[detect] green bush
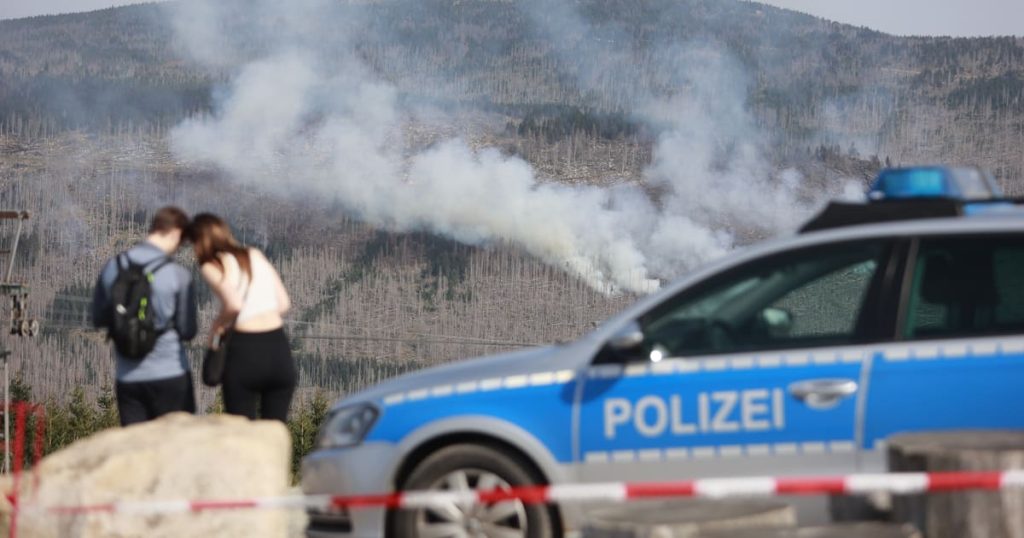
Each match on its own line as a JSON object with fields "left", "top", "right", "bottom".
{"left": 5, "top": 376, "right": 331, "bottom": 481}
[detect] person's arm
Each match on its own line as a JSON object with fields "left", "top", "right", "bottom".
{"left": 200, "top": 261, "right": 244, "bottom": 347}
{"left": 274, "top": 270, "right": 291, "bottom": 315}
{"left": 90, "top": 259, "right": 114, "bottom": 329}
{"left": 176, "top": 270, "right": 199, "bottom": 341}
{"left": 255, "top": 250, "right": 291, "bottom": 315}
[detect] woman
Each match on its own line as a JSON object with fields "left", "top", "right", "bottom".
{"left": 190, "top": 213, "right": 296, "bottom": 421}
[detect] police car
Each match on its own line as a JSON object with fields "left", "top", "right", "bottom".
{"left": 303, "top": 166, "right": 1024, "bottom": 538}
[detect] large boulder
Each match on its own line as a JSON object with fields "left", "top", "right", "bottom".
{"left": 1, "top": 412, "right": 293, "bottom": 538}
{"left": 888, "top": 430, "right": 1024, "bottom": 538}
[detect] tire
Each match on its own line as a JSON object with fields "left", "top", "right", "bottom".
{"left": 388, "top": 443, "right": 556, "bottom": 538}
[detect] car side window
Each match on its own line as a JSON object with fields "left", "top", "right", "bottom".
{"left": 639, "top": 241, "right": 887, "bottom": 358}
{"left": 770, "top": 258, "right": 878, "bottom": 339}
{"left": 904, "top": 235, "right": 1024, "bottom": 339}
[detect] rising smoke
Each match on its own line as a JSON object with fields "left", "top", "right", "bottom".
{"left": 166, "top": 0, "right": 835, "bottom": 294}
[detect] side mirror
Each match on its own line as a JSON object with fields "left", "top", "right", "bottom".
{"left": 759, "top": 307, "right": 793, "bottom": 338}
{"left": 607, "top": 321, "right": 644, "bottom": 351}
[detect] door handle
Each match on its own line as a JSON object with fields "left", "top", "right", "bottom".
{"left": 787, "top": 378, "right": 858, "bottom": 410}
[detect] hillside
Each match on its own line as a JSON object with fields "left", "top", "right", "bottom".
{"left": 0, "top": 0, "right": 1021, "bottom": 405}
{"left": 1, "top": 1, "right": 1022, "bottom": 177}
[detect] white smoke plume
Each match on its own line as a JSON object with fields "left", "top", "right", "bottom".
{"left": 167, "top": 1, "right": 833, "bottom": 294}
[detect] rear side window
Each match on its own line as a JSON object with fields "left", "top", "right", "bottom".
{"left": 904, "top": 235, "right": 1024, "bottom": 339}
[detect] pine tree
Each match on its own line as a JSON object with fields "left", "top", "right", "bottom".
{"left": 288, "top": 391, "right": 330, "bottom": 479}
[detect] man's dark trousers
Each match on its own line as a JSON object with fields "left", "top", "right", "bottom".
{"left": 115, "top": 373, "right": 197, "bottom": 426}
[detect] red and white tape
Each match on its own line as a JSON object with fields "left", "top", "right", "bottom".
{"left": 22, "top": 470, "right": 1024, "bottom": 516}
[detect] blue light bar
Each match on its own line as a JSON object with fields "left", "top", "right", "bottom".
{"left": 870, "top": 168, "right": 947, "bottom": 199}
{"left": 868, "top": 166, "right": 1002, "bottom": 201}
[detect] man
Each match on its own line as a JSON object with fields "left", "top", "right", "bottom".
{"left": 91, "top": 206, "right": 198, "bottom": 426}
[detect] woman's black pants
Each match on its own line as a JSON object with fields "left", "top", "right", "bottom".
{"left": 223, "top": 328, "right": 297, "bottom": 422}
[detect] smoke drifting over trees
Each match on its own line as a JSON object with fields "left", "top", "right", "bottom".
{"left": 165, "top": 0, "right": 849, "bottom": 294}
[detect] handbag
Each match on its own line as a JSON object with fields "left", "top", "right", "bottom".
{"left": 201, "top": 330, "right": 232, "bottom": 387}
{"left": 201, "top": 272, "right": 250, "bottom": 387}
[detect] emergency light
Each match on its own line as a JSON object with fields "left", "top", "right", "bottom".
{"left": 800, "top": 166, "right": 1018, "bottom": 233}
{"left": 869, "top": 166, "right": 1002, "bottom": 201}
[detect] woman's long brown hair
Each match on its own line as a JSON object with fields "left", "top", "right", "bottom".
{"left": 188, "top": 213, "right": 251, "bottom": 280}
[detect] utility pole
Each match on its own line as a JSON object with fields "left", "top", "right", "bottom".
{"left": 1, "top": 349, "right": 9, "bottom": 474}
{"left": 0, "top": 211, "right": 37, "bottom": 474}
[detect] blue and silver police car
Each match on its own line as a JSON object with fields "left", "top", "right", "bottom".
{"left": 303, "top": 166, "right": 1024, "bottom": 538}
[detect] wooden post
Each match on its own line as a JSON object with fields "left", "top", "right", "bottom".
{"left": 888, "top": 431, "right": 1024, "bottom": 538}
{"left": 2, "top": 350, "right": 7, "bottom": 474}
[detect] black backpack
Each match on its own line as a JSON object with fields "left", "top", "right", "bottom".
{"left": 108, "top": 254, "right": 173, "bottom": 360}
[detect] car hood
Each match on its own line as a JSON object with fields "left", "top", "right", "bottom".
{"left": 332, "top": 343, "right": 584, "bottom": 410}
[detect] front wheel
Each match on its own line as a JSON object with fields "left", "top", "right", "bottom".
{"left": 388, "top": 443, "right": 556, "bottom": 538}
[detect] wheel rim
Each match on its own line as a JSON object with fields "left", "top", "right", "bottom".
{"left": 415, "top": 468, "right": 528, "bottom": 538}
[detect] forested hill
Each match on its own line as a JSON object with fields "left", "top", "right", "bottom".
{"left": 1, "top": 0, "right": 1022, "bottom": 181}
{"left": 0, "top": 0, "right": 1022, "bottom": 407}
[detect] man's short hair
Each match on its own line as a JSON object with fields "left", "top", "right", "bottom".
{"left": 149, "top": 206, "right": 190, "bottom": 234}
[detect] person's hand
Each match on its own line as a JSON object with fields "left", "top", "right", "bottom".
{"left": 207, "top": 323, "right": 227, "bottom": 349}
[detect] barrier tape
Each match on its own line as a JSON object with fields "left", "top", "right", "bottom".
{"left": 15, "top": 470, "right": 1024, "bottom": 517}
{"left": 5, "top": 401, "right": 47, "bottom": 538}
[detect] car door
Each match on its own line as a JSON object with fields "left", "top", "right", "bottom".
{"left": 577, "top": 239, "right": 899, "bottom": 482}
{"left": 864, "top": 233, "right": 1024, "bottom": 452}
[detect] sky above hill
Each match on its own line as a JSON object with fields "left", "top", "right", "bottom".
{"left": 0, "top": 0, "right": 1021, "bottom": 37}
{"left": 756, "top": 0, "right": 1023, "bottom": 37}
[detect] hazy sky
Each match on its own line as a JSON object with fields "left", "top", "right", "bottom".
{"left": 755, "top": 0, "right": 1023, "bottom": 37}
{"left": 0, "top": 0, "right": 148, "bottom": 21}
{"left": 0, "top": 0, "right": 1021, "bottom": 37}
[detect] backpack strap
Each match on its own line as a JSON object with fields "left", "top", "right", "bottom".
{"left": 117, "top": 253, "right": 170, "bottom": 274}
{"left": 136, "top": 256, "right": 176, "bottom": 333}
{"left": 144, "top": 256, "right": 173, "bottom": 277}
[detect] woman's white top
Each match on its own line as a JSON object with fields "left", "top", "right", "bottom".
{"left": 220, "top": 248, "right": 280, "bottom": 323}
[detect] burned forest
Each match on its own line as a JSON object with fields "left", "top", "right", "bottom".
{"left": 0, "top": 0, "right": 1022, "bottom": 413}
